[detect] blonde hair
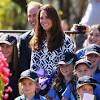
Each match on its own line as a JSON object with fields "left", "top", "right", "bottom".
{"left": 89, "top": 24, "right": 100, "bottom": 34}
{"left": 27, "top": 1, "right": 42, "bottom": 9}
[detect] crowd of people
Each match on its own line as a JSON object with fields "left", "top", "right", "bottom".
{"left": 0, "top": 1, "right": 100, "bottom": 100}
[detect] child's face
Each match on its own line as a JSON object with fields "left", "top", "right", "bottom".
{"left": 0, "top": 43, "right": 13, "bottom": 62}
{"left": 88, "top": 30, "right": 100, "bottom": 45}
{"left": 77, "top": 84, "right": 94, "bottom": 99}
{"left": 75, "top": 64, "right": 93, "bottom": 78}
{"left": 21, "top": 78, "right": 37, "bottom": 97}
{"left": 87, "top": 54, "right": 100, "bottom": 67}
{"left": 59, "top": 64, "right": 73, "bottom": 77}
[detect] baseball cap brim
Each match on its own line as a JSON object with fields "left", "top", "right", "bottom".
{"left": 75, "top": 62, "right": 92, "bottom": 69}
{"left": 74, "top": 58, "right": 93, "bottom": 69}
{"left": 77, "top": 83, "right": 96, "bottom": 89}
{"left": 58, "top": 58, "right": 74, "bottom": 65}
{"left": 0, "top": 41, "right": 12, "bottom": 45}
{"left": 19, "top": 76, "right": 37, "bottom": 82}
{"left": 86, "top": 51, "right": 100, "bottom": 56}
{"left": 58, "top": 61, "right": 66, "bottom": 65}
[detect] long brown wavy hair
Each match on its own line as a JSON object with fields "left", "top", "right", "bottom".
{"left": 30, "top": 4, "right": 64, "bottom": 51}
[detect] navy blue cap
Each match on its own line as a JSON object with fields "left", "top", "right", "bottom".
{"left": 19, "top": 69, "right": 38, "bottom": 82}
{"left": 77, "top": 76, "right": 96, "bottom": 89}
{"left": 58, "top": 52, "right": 77, "bottom": 65}
{"left": 0, "top": 34, "right": 17, "bottom": 45}
{"left": 85, "top": 44, "right": 100, "bottom": 56}
{"left": 74, "top": 58, "right": 93, "bottom": 69}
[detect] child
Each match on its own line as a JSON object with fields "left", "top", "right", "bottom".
{"left": 85, "top": 44, "right": 100, "bottom": 83}
{"left": 74, "top": 58, "right": 93, "bottom": 78}
{"left": 0, "top": 33, "right": 19, "bottom": 99}
{"left": 74, "top": 58, "right": 100, "bottom": 100}
{"left": 62, "top": 58, "right": 93, "bottom": 100}
{"left": 47, "top": 52, "right": 77, "bottom": 100}
{"left": 15, "top": 69, "right": 46, "bottom": 100}
{"left": 76, "top": 76, "right": 96, "bottom": 100}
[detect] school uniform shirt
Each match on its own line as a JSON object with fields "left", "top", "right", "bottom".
{"left": 14, "top": 94, "right": 46, "bottom": 100}
{"left": 30, "top": 34, "right": 75, "bottom": 75}
{"left": 47, "top": 80, "right": 72, "bottom": 100}
{"left": 47, "top": 88, "right": 60, "bottom": 100}
{"left": 62, "top": 82, "right": 77, "bottom": 100}
{"left": 94, "top": 84, "right": 100, "bottom": 100}
{"left": 93, "top": 70, "right": 100, "bottom": 83}
{"left": 76, "top": 48, "right": 86, "bottom": 60}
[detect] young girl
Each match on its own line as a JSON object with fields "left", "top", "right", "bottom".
{"left": 0, "top": 33, "right": 20, "bottom": 99}
{"left": 15, "top": 69, "right": 46, "bottom": 100}
{"left": 47, "top": 52, "right": 76, "bottom": 100}
{"left": 76, "top": 24, "right": 100, "bottom": 60}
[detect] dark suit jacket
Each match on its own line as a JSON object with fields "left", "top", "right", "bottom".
{"left": 19, "top": 30, "right": 33, "bottom": 72}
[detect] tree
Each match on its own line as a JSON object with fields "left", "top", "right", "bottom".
{"left": 12, "top": 0, "right": 27, "bottom": 12}
{"left": 0, "top": 0, "right": 27, "bottom": 29}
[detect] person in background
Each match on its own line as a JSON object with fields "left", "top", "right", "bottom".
{"left": 19, "top": 1, "right": 42, "bottom": 72}
{"left": 83, "top": 24, "right": 100, "bottom": 47}
{"left": 76, "top": 24, "right": 100, "bottom": 60}
{"left": 15, "top": 69, "right": 46, "bottom": 100}
{"left": 0, "top": 34, "right": 20, "bottom": 99}
{"left": 69, "top": 24, "right": 89, "bottom": 51}
{"left": 30, "top": 4, "right": 75, "bottom": 76}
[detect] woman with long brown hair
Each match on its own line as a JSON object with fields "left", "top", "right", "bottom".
{"left": 30, "top": 4, "right": 75, "bottom": 76}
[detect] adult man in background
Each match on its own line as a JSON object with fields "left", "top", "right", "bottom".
{"left": 19, "top": 1, "right": 42, "bottom": 71}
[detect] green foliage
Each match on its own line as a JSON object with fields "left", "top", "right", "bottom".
{"left": 0, "top": 77, "right": 4, "bottom": 99}
{"left": 0, "top": 0, "right": 27, "bottom": 30}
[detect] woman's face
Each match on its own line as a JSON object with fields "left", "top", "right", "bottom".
{"left": 0, "top": 43, "right": 13, "bottom": 60}
{"left": 40, "top": 10, "right": 53, "bottom": 32}
{"left": 77, "top": 84, "right": 94, "bottom": 99}
{"left": 88, "top": 29, "right": 100, "bottom": 45}
{"left": 75, "top": 64, "right": 93, "bottom": 78}
{"left": 21, "top": 78, "right": 37, "bottom": 97}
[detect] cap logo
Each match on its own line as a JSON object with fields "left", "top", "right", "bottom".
{"left": 66, "top": 58, "right": 74, "bottom": 64}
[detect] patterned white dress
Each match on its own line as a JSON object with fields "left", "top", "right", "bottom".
{"left": 30, "top": 34, "right": 75, "bottom": 75}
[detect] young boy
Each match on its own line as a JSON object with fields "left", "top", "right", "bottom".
{"left": 76, "top": 76, "right": 96, "bottom": 100}
{"left": 15, "top": 69, "right": 46, "bottom": 100}
{"left": 74, "top": 58, "right": 93, "bottom": 78}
